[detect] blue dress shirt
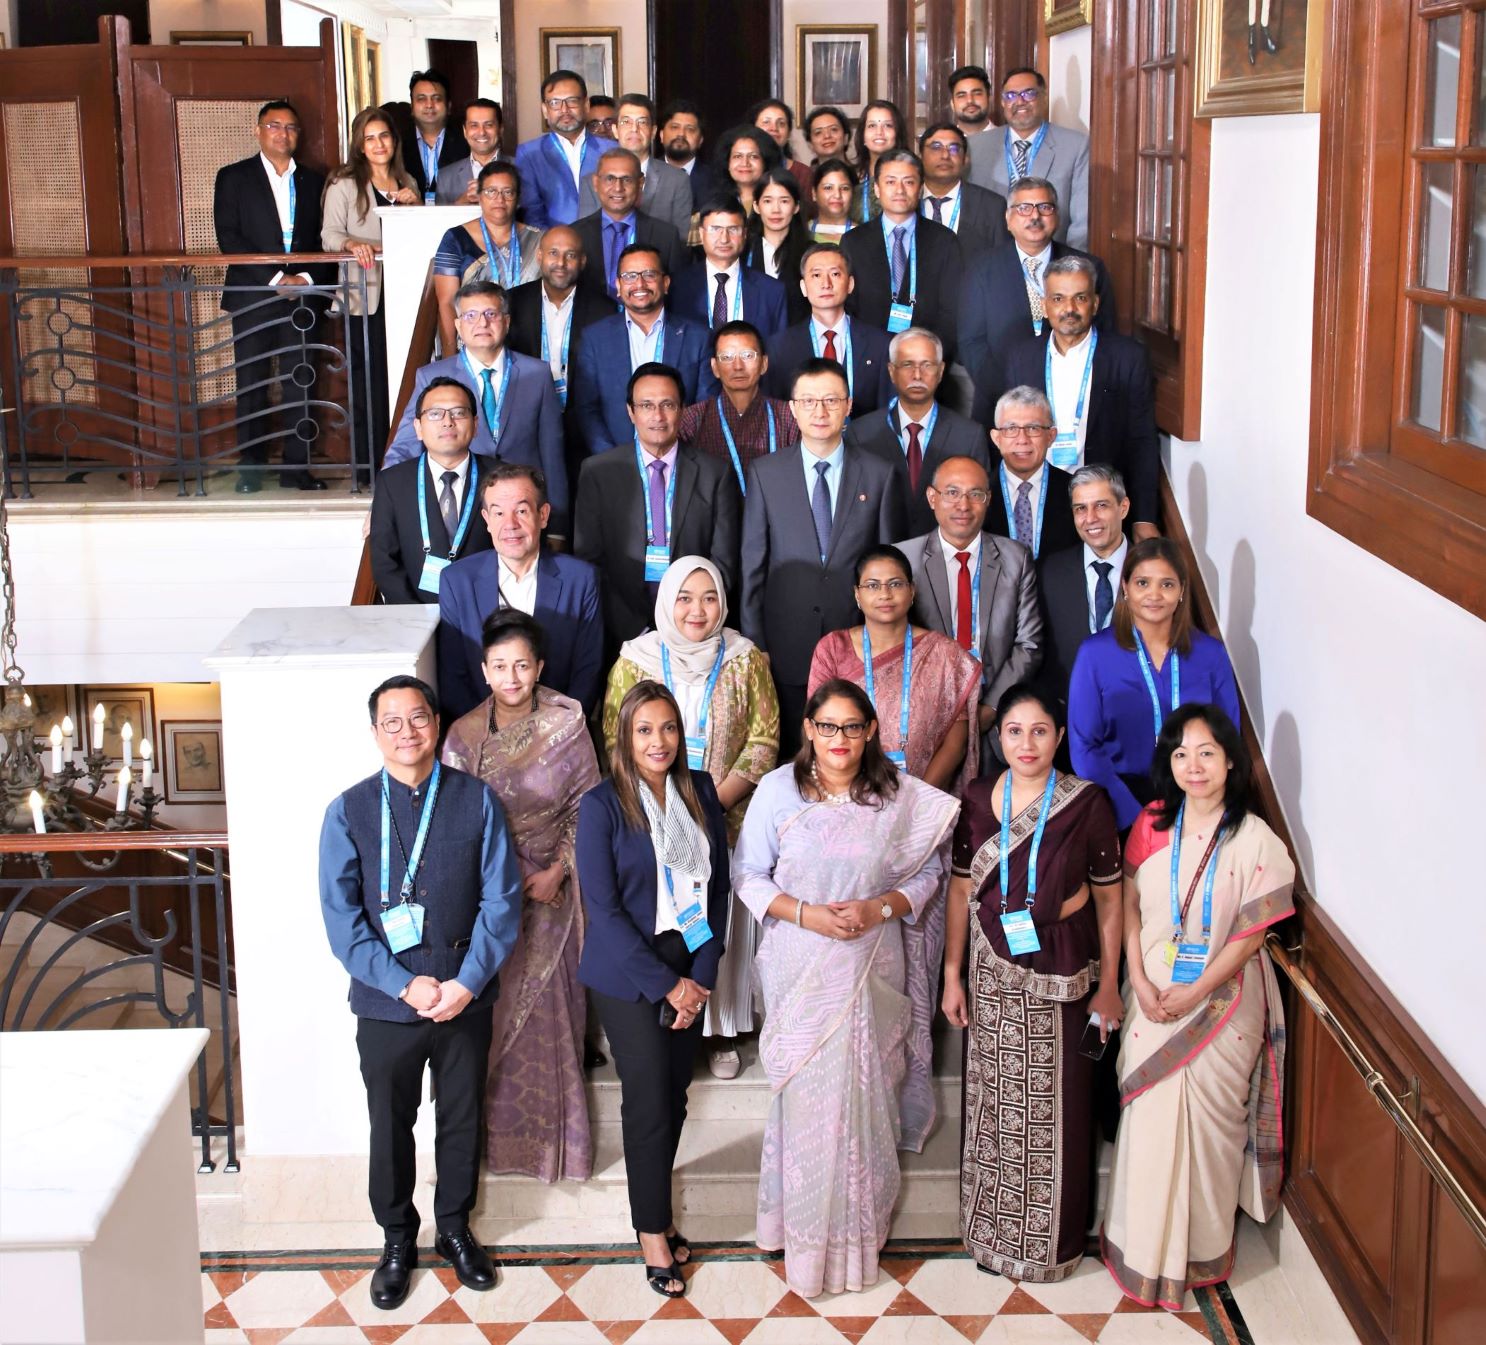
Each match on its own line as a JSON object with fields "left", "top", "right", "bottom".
{"left": 800, "top": 439, "right": 845, "bottom": 515}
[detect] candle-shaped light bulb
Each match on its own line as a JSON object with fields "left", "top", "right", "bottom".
{"left": 61, "top": 715, "right": 74, "bottom": 759}
{"left": 121, "top": 721, "right": 133, "bottom": 769}
{"left": 29, "top": 790, "right": 45, "bottom": 834}
{"left": 49, "top": 724, "right": 63, "bottom": 773}
{"left": 23, "top": 692, "right": 31, "bottom": 708}
{"left": 140, "top": 738, "right": 153, "bottom": 791}
{"left": 92, "top": 703, "right": 105, "bottom": 751}
{"left": 115, "top": 767, "right": 130, "bottom": 813}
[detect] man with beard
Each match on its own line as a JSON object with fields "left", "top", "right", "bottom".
{"left": 658, "top": 99, "right": 718, "bottom": 208}
{"left": 514, "top": 70, "right": 618, "bottom": 229}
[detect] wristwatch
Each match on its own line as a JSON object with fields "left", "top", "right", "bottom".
{"left": 880, "top": 899, "right": 895, "bottom": 921}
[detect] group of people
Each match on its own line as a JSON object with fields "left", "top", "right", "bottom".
{"left": 311, "top": 57, "right": 1297, "bottom": 1328}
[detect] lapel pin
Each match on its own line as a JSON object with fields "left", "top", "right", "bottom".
{"left": 858, "top": 493, "right": 867, "bottom": 502}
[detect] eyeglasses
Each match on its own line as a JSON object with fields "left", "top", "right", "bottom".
{"left": 995, "top": 423, "right": 1053, "bottom": 437}
{"left": 715, "top": 350, "right": 760, "bottom": 364}
{"left": 856, "top": 579, "right": 911, "bottom": 594}
{"left": 933, "top": 486, "right": 991, "bottom": 504}
{"left": 891, "top": 360, "right": 941, "bottom": 374}
{"left": 1002, "top": 89, "right": 1043, "bottom": 104}
{"left": 262, "top": 121, "right": 300, "bottom": 134}
{"left": 704, "top": 223, "right": 745, "bottom": 236}
{"left": 617, "top": 114, "right": 652, "bottom": 129}
{"left": 418, "top": 406, "right": 473, "bottom": 423}
{"left": 378, "top": 710, "right": 432, "bottom": 734}
{"left": 1009, "top": 202, "right": 1057, "bottom": 217}
{"left": 811, "top": 719, "right": 869, "bottom": 739}
{"left": 792, "top": 395, "right": 848, "bottom": 411}
{"left": 478, "top": 186, "right": 518, "bottom": 200}
{"left": 546, "top": 96, "right": 584, "bottom": 110}
{"left": 617, "top": 269, "right": 662, "bottom": 283}
{"left": 599, "top": 173, "right": 638, "bottom": 187}
{"left": 924, "top": 141, "right": 963, "bottom": 156}
{"left": 632, "top": 400, "right": 680, "bottom": 414}
{"left": 456, "top": 308, "right": 506, "bottom": 324}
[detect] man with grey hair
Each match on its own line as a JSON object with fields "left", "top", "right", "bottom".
{"left": 1038, "top": 462, "right": 1132, "bottom": 693}
{"left": 846, "top": 325, "right": 991, "bottom": 534}
{"left": 975, "top": 252, "right": 1159, "bottom": 536}
{"left": 984, "top": 383, "right": 1079, "bottom": 559}
{"left": 571, "top": 146, "right": 687, "bottom": 302}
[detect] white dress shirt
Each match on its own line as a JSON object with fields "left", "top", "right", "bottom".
{"left": 1001, "top": 463, "right": 1046, "bottom": 539}
{"left": 938, "top": 529, "right": 982, "bottom": 636}
{"left": 462, "top": 347, "right": 507, "bottom": 437}
{"left": 427, "top": 452, "right": 472, "bottom": 517}
{"left": 896, "top": 404, "right": 934, "bottom": 457}
{"left": 540, "top": 287, "right": 576, "bottom": 381}
{"left": 761, "top": 238, "right": 781, "bottom": 277}
{"left": 1082, "top": 536, "right": 1127, "bottom": 633}
{"left": 1016, "top": 241, "right": 1051, "bottom": 292}
{"left": 922, "top": 181, "right": 962, "bottom": 232}
{"left": 707, "top": 261, "right": 743, "bottom": 321}
{"left": 1048, "top": 329, "right": 1096, "bottom": 461}
{"left": 554, "top": 131, "right": 586, "bottom": 190}
{"left": 653, "top": 851, "right": 706, "bottom": 936}
{"left": 259, "top": 153, "right": 311, "bottom": 286}
{"left": 497, "top": 554, "right": 540, "bottom": 614}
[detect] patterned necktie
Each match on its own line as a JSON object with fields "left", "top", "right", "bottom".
{"left": 647, "top": 460, "right": 668, "bottom": 547}
{"left": 890, "top": 225, "right": 908, "bottom": 299}
{"left": 928, "top": 195, "right": 947, "bottom": 223}
{"left": 810, "top": 460, "right": 833, "bottom": 561}
{"left": 1014, "top": 479, "right": 1034, "bottom": 548}
{"left": 1092, "top": 560, "right": 1114, "bottom": 632}
{"left": 605, "top": 219, "right": 626, "bottom": 297}
{"left": 955, "top": 551, "right": 973, "bottom": 651}
{"left": 439, "top": 470, "right": 459, "bottom": 539}
{"left": 906, "top": 422, "right": 923, "bottom": 493}
{"left": 712, "top": 272, "right": 729, "bottom": 328}
{"left": 821, "top": 328, "right": 838, "bottom": 362}
{"left": 480, "top": 367, "right": 497, "bottom": 438}
{"left": 1023, "top": 255, "right": 1045, "bottom": 327}
{"left": 1012, "top": 138, "right": 1031, "bottom": 182}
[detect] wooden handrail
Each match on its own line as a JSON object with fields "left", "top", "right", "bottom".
{"left": 0, "top": 831, "right": 228, "bottom": 853}
{"left": 0, "top": 252, "right": 375, "bottom": 269}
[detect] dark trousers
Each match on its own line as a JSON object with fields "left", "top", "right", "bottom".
{"left": 229, "top": 300, "right": 315, "bottom": 470}
{"left": 355, "top": 1010, "right": 493, "bottom": 1244}
{"left": 776, "top": 681, "right": 808, "bottom": 761}
{"left": 345, "top": 302, "right": 389, "bottom": 473}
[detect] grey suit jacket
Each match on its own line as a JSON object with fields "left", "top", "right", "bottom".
{"left": 578, "top": 157, "right": 693, "bottom": 241}
{"left": 896, "top": 529, "right": 1043, "bottom": 715}
{"left": 965, "top": 122, "right": 1091, "bottom": 251}
{"left": 434, "top": 154, "right": 508, "bottom": 206}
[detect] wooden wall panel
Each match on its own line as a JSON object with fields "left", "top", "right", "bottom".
{"left": 1429, "top": 1191, "right": 1486, "bottom": 1345}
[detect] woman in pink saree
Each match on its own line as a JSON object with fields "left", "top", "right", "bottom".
{"left": 733, "top": 679, "right": 960, "bottom": 1298}
{"left": 1102, "top": 704, "right": 1295, "bottom": 1308}
{"left": 442, "top": 610, "right": 601, "bottom": 1183}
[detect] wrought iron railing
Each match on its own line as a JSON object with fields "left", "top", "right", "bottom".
{"left": 0, "top": 252, "right": 377, "bottom": 499}
{"left": 0, "top": 831, "right": 238, "bottom": 1172}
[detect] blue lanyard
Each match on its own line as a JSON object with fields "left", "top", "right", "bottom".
{"left": 998, "top": 462, "right": 1049, "bottom": 558}
{"left": 1133, "top": 628, "right": 1180, "bottom": 739}
{"left": 660, "top": 641, "right": 727, "bottom": 753}
{"left": 463, "top": 350, "right": 513, "bottom": 443}
{"left": 379, "top": 762, "right": 442, "bottom": 908}
{"left": 716, "top": 395, "right": 776, "bottom": 493}
{"left": 549, "top": 131, "right": 582, "bottom": 186}
{"left": 809, "top": 318, "right": 853, "bottom": 397}
{"left": 635, "top": 438, "right": 677, "bottom": 547}
{"left": 887, "top": 398, "right": 938, "bottom": 457}
{"left": 416, "top": 454, "right": 477, "bottom": 558}
{"left": 707, "top": 270, "right": 744, "bottom": 328}
{"left": 922, "top": 190, "right": 962, "bottom": 231}
{"left": 540, "top": 301, "right": 573, "bottom": 398}
{"left": 421, "top": 132, "right": 443, "bottom": 201}
{"left": 282, "top": 172, "right": 296, "bottom": 253}
{"left": 1000, "top": 769, "right": 1058, "bottom": 915}
{"left": 860, "top": 179, "right": 874, "bottom": 219}
{"left": 478, "top": 218, "right": 521, "bottom": 289}
{"left": 881, "top": 215, "right": 918, "bottom": 305}
{"left": 1169, "top": 801, "right": 1221, "bottom": 944}
{"left": 629, "top": 317, "right": 666, "bottom": 369}
{"left": 1044, "top": 328, "right": 1099, "bottom": 439}
{"left": 1004, "top": 122, "right": 1049, "bottom": 185}
{"left": 861, "top": 624, "right": 913, "bottom": 759}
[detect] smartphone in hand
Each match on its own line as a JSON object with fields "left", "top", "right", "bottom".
{"left": 1077, "top": 1011, "right": 1110, "bottom": 1061}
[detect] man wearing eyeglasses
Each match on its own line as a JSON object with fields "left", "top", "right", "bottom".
{"left": 680, "top": 321, "right": 800, "bottom": 487}
{"left": 370, "top": 377, "right": 495, "bottom": 604}
{"left": 514, "top": 69, "right": 618, "bottom": 230}
{"left": 965, "top": 68, "right": 1090, "bottom": 250}
{"left": 917, "top": 122, "right": 1010, "bottom": 263}
{"left": 385, "top": 281, "right": 570, "bottom": 538}
{"left": 982, "top": 385, "right": 1080, "bottom": 559}
{"left": 435, "top": 99, "right": 506, "bottom": 206}
{"left": 740, "top": 357, "right": 907, "bottom": 755}
{"left": 572, "top": 147, "right": 687, "bottom": 302}
{"left": 668, "top": 199, "right": 788, "bottom": 340}
{"left": 575, "top": 93, "right": 692, "bottom": 240}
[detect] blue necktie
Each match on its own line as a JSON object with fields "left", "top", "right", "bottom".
{"left": 480, "top": 368, "right": 497, "bottom": 439}
{"left": 604, "top": 219, "right": 626, "bottom": 298}
{"left": 1092, "top": 560, "right": 1114, "bottom": 631}
{"left": 890, "top": 225, "right": 908, "bottom": 299}
{"left": 811, "top": 460, "right": 833, "bottom": 562}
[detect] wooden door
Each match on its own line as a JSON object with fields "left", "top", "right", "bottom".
{"left": 651, "top": 0, "right": 776, "bottom": 146}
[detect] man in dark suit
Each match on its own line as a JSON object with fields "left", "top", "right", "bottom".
{"left": 514, "top": 70, "right": 619, "bottom": 230}
{"left": 384, "top": 281, "right": 571, "bottom": 538}
{"left": 918, "top": 122, "right": 1009, "bottom": 262}
{"left": 841, "top": 151, "right": 963, "bottom": 364}
{"left": 578, "top": 94, "right": 692, "bottom": 240}
{"left": 977, "top": 255, "right": 1160, "bottom": 536}
{"left": 574, "top": 363, "right": 741, "bottom": 649}
{"left": 983, "top": 384, "right": 1079, "bottom": 560}
{"left": 658, "top": 99, "right": 718, "bottom": 210}
{"left": 438, "top": 461, "right": 604, "bottom": 722}
{"left": 370, "top": 378, "right": 494, "bottom": 604}
{"left": 846, "top": 326, "right": 990, "bottom": 536}
{"left": 959, "top": 177, "right": 1117, "bottom": 389}
{"left": 669, "top": 199, "right": 788, "bottom": 339}
{"left": 213, "top": 100, "right": 332, "bottom": 494}
{"left": 570, "top": 244, "right": 716, "bottom": 456}
{"left": 764, "top": 243, "right": 892, "bottom": 413}
{"left": 572, "top": 148, "right": 686, "bottom": 302}
{"left": 740, "top": 358, "right": 908, "bottom": 755}
{"left": 403, "top": 70, "right": 469, "bottom": 204}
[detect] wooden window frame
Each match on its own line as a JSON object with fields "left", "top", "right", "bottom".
{"left": 1310, "top": 0, "right": 1486, "bottom": 620}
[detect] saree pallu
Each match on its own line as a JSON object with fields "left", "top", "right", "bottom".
{"left": 443, "top": 687, "right": 601, "bottom": 1183}
{"left": 1101, "top": 811, "right": 1295, "bottom": 1308}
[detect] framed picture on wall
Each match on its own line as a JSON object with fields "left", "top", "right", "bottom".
{"left": 169, "top": 31, "right": 255, "bottom": 46}
{"left": 78, "top": 686, "right": 156, "bottom": 763}
{"left": 1196, "top": 0, "right": 1324, "bottom": 116}
{"left": 1045, "top": 0, "right": 1094, "bottom": 36}
{"left": 797, "top": 26, "right": 878, "bottom": 121}
{"left": 162, "top": 721, "right": 226, "bottom": 804}
{"left": 24, "top": 686, "right": 79, "bottom": 746}
{"left": 541, "top": 28, "right": 621, "bottom": 100}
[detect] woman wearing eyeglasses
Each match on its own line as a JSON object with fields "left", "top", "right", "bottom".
{"left": 713, "top": 125, "right": 781, "bottom": 217}
{"left": 1102, "top": 704, "right": 1293, "bottom": 1308}
{"left": 807, "top": 544, "right": 980, "bottom": 1150}
{"left": 734, "top": 678, "right": 959, "bottom": 1298}
{"left": 942, "top": 682, "right": 1123, "bottom": 1282}
{"left": 432, "top": 160, "right": 541, "bottom": 353}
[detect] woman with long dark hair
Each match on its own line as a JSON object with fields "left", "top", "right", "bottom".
{"left": 746, "top": 168, "right": 813, "bottom": 323}
{"left": 713, "top": 125, "right": 782, "bottom": 216}
{"left": 808, "top": 157, "right": 859, "bottom": 243}
{"left": 850, "top": 100, "right": 908, "bottom": 220}
{"left": 748, "top": 97, "right": 815, "bottom": 203}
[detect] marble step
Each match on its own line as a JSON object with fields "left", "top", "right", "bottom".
{"left": 0, "top": 959, "right": 136, "bottom": 1031}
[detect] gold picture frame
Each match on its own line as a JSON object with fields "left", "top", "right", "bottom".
{"left": 169, "top": 31, "right": 255, "bottom": 46}
{"left": 797, "top": 25, "right": 880, "bottom": 120}
{"left": 540, "top": 28, "right": 622, "bottom": 100}
{"left": 1045, "top": 0, "right": 1094, "bottom": 37}
{"left": 1195, "top": 0, "right": 1324, "bottom": 117}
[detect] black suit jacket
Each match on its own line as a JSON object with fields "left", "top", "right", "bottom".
{"left": 403, "top": 125, "right": 470, "bottom": 199}
{"left": 368, "top": 452, "right": 495, "bottom": 604}
{"left": 739, "top": 445, "right": 908, "bottom": 688}
{"left": 213, "top": 156, "right": 331, "bottom": 310}
{"left": 763, "top": 317, "right": 893, "bottom": 414}
{"left": 934, "top": 182, "right": 1010, "bottom": 264}
{"left": 1036, "top": 543, "right": 1100, "bottom": 698}
{"left": 572, "top": 209, "right": 687, "bottom": 302}
{"left": 845, "top": 402, "right": 992, "bottom": 538}
{"left": 978, "top": 330, "right": 1159, "bottom": 526}
{"left": 573, "top": 444, "right": 742, "bottom": 646}
{"left": 840, "top": 215, "right": 963, "bottom": 363}
{"left": 745, "top": 232, "right": 813, "bottom": 324}
{"left": 985, "top": 461, "right": 1080, "bottom": 560}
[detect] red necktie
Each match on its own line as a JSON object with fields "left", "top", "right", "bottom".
{"left": 955, "top": 551, "right": 973, "bottom": 651}
{"left": 822, "top": 328, "right": 838, "bottom": 362}
{"left": 906, "top": 422, "right": 923, "bottom": 492}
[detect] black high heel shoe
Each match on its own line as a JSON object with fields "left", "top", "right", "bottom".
{"left": 1248, "top": 23, "right": 1258, "bottom": 65}
{"left": 666, "top": 1230, "right": 691, "bottom": 1265}
{"left": 1263, "top": 23, "right": 1278, "bottom": 53}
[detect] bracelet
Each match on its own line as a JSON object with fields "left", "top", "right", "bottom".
{"left": 795, "top": 899, "right": 806, "bottom": 927}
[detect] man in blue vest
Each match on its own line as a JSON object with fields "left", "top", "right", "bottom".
{"left": 319, "top": 675, "right": 521, "bottom": 1310}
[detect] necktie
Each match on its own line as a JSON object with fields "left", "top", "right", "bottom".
{"left": 480, "top": 367, "right": 497, "bottom": 438}
{"left": 712, "top": 272, "right": 729, "bottom": 328}
{"left": 1014, "top": 479, "right": 1034, "bottom": 548}
{"left": 1012, "top": 138, "right": 1031, "bottom": 181}
{"left": 955, "top": 551, "right": 973, "bottom": 651}
{"left": 647, "top": 460, "right": 669, "bottom": 547}
{"left": 1092, "top": 560, "right": 1114, "bottom": 632}
{"left": 439, "top": 470, "right": 459, "bottom": 539}
{"left": 604, "top": 219, "right": 626, "bottom": 297}
{"left": 810, "top": 460, "right": 833, "bottom": 561}
{"left": 1023, "top": 255, "right": 1045, "bottom": 326}
{"left": 890, "top": 225, "right": 908, "bottom": 299}
{"left": 822, "top": 328, "right": 838, "bottom": 362}
{"left": 928, "top": 195, "right": 946, "bottom": 223}
{"left": 906, "top": 422, "right": 923, "bottom": 493}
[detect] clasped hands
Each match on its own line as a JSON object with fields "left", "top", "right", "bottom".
{"left": 399, "top": 975, "right": 473, "bottom": 1021}
{"left": 665, "top": 977, "right": 710, "bottom": 1031}
{"left": 1132, "top": 974, "right": 1200, "bottom": 1024}
{"left": 803, "top": 896, "right": 888, "bottom": 941}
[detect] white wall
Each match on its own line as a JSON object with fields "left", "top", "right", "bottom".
{"left": 148, "top": 1, "right": 269, "bottom": 46}
{"left": 1171, "top": 115, "right": 1486, "bottom": 1101}
{"left": 1046, "top": 26, "right": 1091, "bottom": 134}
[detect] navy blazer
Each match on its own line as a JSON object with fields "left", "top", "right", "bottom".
{"left": 369, "top": 452, "right": 495, "bottom": 604}
{"left": 436, "top": 549, "right": 605, "bottom": 722}
{"left": 514, "top": 132, "right": 618, "bottom": 230}
{"left": 571, "top": 208, "right": 687, "bottom": 303}
{"left": 403, "top": 126, "right": 469, "bottom": 200}
{"left": 763, "top": 317, "right": 893, "bottom": 414}
{"left": 934, "top": 181, "right": 1011, "bottom": 263}
{"left": 384, "top": 351, "right": 571, "bottom": 535}
{"left": 1036, "top": 543, "right": 1100, "bottom": 697}
{"left": 840, "top": 215, "right": 963, "bottom": 364}
{"left": 570, "top": 311, "right": 718, "bottom": 456}
{"left": 985, "top": 460, "right": 1081, "bottom": 561}
{"left": 575, "top": 773, "right": 731, "bottom": 1002}
{"left": 668, "top": 263, "right": 789, "bottom": 341}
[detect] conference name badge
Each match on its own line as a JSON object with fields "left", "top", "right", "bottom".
{"left": 418, "top": 554, "right": 450, "bottom": 595}
{"left": 685, "top": 734, "right": 707, "bottom": 771}
{"left": 644, "top": 544, "right": 670, "bottom": 583}
{"left": 1170, "top": 942, "right": 1208, "bottom": 985}
{"left": 887, "top": 302, "right": 914, "bottom": 334}
{"left": 1000, "top": 908, "right": 1042, "bottom": 956}
{"left": 885, "top": 749, "right": 907, "bottom": 769}
{"left": 676, "top": 880, "right": 712, "bottom": 954}
{"left": 382, "top": 901, "right": 425, "bottom": 955}
{"left": 1050, "top": 431, "right": 1080, "bottom": 472}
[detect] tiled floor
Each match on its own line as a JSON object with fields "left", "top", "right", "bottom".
{"left": 199, "top": 1241, "right": 1247, "bottom": 1344}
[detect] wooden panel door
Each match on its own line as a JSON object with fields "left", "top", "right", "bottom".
{"left": 651, "top": 0, "right": 776, "bottom": 147}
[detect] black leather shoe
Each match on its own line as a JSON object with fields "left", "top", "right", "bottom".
{"left": 370, "top": 1240, "right": 417, "bottom": 1309}
{"left": 280, "top": 471, "right": 328, "bottom": 491}
{"left": 436, "top": 1227, "right": 496, "bottom": 1291}
{"left": 1263, "top": 23, "right": 1278, "bottom": 53}
{"left": 1248, "top": 23, "right": 1258, "bottom": 64}
{"left": 234, "top": 474, "right": 261, "bottom": 494}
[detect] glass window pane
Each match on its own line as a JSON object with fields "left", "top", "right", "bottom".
{"left": 1460, "top": 316, "right": 1486, "bottom": 448}
{"left": 1410, "top": 305, "right": 1448, "bottom": 432}
{"left": 1418, "top": 161, "right": 1454, "bottom": 291}
{"left": 1470, "top": 166, "right": 1486, "bottom": 298}
{"left": 1161, "top": 160, "right": 1174, "bottom": 238}
{"left": 1162, "top": 68, "right": 1176, "bottom": 148}
{"left": 1476, "top": 13, "right": 1486, "bottom": 146}
{"left": 1425, "top": 14, "right": 1462, "bottom": 148}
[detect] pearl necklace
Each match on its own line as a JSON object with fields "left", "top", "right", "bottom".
{"left": 810, "top": 759, "right": 853, "bottom": 806}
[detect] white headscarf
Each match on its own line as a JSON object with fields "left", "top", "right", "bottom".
{"left": 619, "top": 555, "right": 755, "bottom": 682}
